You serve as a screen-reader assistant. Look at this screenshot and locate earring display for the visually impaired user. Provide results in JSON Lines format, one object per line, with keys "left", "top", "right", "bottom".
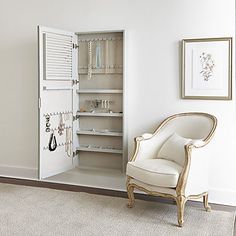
{"left": 43, "top": 141, "right": 72, "bottom": 150}
{"left": 43, "top": 111, "right": 72, "bottom": 135}
{"left": 43, "top": 111, "right": 72, "bottom": 153}
{"left": 45, "top": 114, "right": 51, "bottom": 133}
{"left": 43, "top": 111, "right": 73, "bottom": 117}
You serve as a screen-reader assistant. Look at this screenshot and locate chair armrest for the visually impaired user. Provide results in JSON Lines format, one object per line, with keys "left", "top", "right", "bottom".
{"left": 189, "top": 139, "right": 205, "bottom": 148}
{"left": 129, "top": 132, "right": 164, "bottom": 162}
{"left": 176, "top": 143, "right": 210, "bottom": 196}
{"left": 141, "top": 133, "right": 153, "bottom": 139}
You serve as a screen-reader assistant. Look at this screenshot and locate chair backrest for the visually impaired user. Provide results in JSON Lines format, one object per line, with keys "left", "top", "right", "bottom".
{"left": 151, "top": 113, "right": 217, "bottom": 162}
{"left": 157, "top": 112, "right": 217, "bottom": 141}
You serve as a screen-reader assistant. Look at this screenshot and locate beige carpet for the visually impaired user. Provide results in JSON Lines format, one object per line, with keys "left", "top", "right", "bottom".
{"left": 0, "top": 183, "right": 234, "bottom": 236}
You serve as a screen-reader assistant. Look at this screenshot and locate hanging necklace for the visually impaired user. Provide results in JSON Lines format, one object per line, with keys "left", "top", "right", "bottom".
{"left": 95, "top": 41, "right": 101, "bottom": 69}
{"left": 58, "top": 113, "right": 65, "bottom": 136}
{"left": 65, "top": 127, "right": 72, "bottom": 157}
{"left": 48, "top": 131, "right": 57, "bottom": 151}
{"left": 88, "top": 41, "right": 92, "bottom": 80}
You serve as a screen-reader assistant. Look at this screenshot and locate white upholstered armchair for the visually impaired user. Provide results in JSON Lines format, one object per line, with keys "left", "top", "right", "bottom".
{"left": 126, "top": 112, "right": 217, "bottom": 227}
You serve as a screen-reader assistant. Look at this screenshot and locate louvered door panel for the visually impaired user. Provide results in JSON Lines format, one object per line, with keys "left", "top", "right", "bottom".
{"left": 38, "top": 26, "right": 78, "bottom": 179}
{"left": 42, "top": 29, "right": 76, "bottom": 80}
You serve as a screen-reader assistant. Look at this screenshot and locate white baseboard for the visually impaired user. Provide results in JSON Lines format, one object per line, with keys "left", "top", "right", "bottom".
{"left": 209, "top": 188, "right": 236, "bottom": 206}
{"left": 0, "top": 165, "right": 38, "bottom": 180}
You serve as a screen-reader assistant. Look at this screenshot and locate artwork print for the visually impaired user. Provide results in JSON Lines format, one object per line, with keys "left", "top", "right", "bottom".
{"left": 182, "top": 38, "right": 232, "bottom": 100}
{"left": 192, "top": 46, "right": 224, "bottom": 91}
{"left": 199, "top": 52, "right": 215, "bottom": 81}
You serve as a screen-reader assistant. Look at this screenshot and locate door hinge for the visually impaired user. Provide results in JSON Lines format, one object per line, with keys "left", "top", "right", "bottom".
{"left": 73, "top": 115, "right": 79, "bottom": 121}
{"left": 73, "top": 150, "right": 78, "bottom": 157}
{"left": 73, "top": 43, "right": 79, "bottom": 49}
{"left": 72, "top": 79, "right": 79, "bottom": 85}
{"left": 38, "top": 98, "right": 41, "bottom": 109}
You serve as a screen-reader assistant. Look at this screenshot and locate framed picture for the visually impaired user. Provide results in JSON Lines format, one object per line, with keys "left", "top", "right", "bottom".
{"left": 182, "top": 37, "right": 232, "bottom": 100}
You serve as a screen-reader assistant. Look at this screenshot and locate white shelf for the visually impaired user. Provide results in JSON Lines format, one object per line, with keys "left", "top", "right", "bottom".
{"left": 77, "top": 129, "right": 123, "bottom": 137}
{"left": 77, "top": 112, "right": 123, "bottom": 117}
{"left": 43, "top": 86, "right": 73, "bottom": 91}
{"left": 77, "top": 146, "right": 123, "bottom": 154}
{"left": 77, "top": 89, "right": 123, "bottom": 94}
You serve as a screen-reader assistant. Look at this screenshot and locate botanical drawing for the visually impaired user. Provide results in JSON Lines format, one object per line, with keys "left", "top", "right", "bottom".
{"left": 199, "top": 52, "right": 215, "bottom": 81}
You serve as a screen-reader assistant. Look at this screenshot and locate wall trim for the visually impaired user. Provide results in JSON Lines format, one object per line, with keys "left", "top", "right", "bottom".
{"left": 209, "top": 188, "right": 236, "bottom": 206}
{"left": 0, "top": 176, "right": 235, "bottom": 211}
{"left": 0, "top": 165, "right": 236, "bottom": 207}
{"left": 0, "top": 165, "right": 38, "bottom": 180}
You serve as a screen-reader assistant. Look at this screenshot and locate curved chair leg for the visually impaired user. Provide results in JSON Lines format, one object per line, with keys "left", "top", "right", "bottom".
{"left": 127, "top": 185, "right": 135, "bottom": 208}
{"left": 176, "top": 195, "right": 186, "bottom": 227}
{"left": 203, "top": 193, "right": 211, "bottom": 212}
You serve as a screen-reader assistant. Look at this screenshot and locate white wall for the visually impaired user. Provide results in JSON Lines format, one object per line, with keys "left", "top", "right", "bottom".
{"left": 0, "top": 0, "right": 235, "bottom": 205}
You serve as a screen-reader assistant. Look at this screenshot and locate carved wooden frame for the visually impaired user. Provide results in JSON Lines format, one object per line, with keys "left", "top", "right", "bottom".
{"left": 126, "top": 112, "right": 217, "bottom": 227}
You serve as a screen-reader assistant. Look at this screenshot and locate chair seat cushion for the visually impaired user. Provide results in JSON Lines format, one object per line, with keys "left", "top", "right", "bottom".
{"left": 127, "top": 159, "right": 182, "bottom": 188}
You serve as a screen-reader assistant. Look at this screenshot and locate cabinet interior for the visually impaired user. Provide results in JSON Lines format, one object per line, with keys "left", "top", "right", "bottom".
{"left": 76, "top": 32, "right": 124, "bottom": 171}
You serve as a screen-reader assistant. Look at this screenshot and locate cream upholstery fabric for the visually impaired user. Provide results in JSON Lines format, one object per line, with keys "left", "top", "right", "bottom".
{"left": 127, "top": 159, "right": 182, "bottom": 188}
{"left": 157, "top": 133, "right": 191, "bottom": 166}
{"left": 133, "top": 115, "right": 214, "bottom": 162}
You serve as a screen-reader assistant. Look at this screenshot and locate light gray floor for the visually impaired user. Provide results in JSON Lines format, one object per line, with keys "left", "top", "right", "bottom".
{"left": 188, "top": 200, "right": 236, "bottom": 236}
{"left": 164, "top": 198, "right": 236, "bottom": 236}
{"left": 0, "top": 183, "right": 235, "bottom": 236}
{"left": 0, "top": 178, "right": 235, "bottom": 235}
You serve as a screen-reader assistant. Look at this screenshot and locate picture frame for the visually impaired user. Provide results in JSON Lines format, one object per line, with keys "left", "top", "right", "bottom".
{"left": 181, "top": 37, "right": 232, "bottom": 100}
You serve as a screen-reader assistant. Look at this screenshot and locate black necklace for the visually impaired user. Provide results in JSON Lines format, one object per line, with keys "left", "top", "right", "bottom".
{"left": 48, "top": 132, "right": 57, "bottom": 151}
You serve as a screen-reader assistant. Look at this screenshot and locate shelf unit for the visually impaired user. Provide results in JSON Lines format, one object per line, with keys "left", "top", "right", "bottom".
{"left": 76, "top": 31, "right": 125, "bottom": 172}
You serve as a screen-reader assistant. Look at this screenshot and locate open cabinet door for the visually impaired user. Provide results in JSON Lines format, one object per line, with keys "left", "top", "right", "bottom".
{"left": 38, "top": 26, "right": 78, "bottom": 179}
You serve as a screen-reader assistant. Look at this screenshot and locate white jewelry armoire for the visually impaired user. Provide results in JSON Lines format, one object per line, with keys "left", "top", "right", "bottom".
{"left": 38, "top": 26, "right": 127, "bottom": 185}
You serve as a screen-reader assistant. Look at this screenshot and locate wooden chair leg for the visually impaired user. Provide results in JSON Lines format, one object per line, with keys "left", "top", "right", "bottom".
{"left": 203, "top": 193, "right": 211, "bottom": 212}
{"left": 176, "top": 195, "right": 186, "bottom": 227}
{"left": 127, "top": 185, "right": 135, "bottom": 208}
